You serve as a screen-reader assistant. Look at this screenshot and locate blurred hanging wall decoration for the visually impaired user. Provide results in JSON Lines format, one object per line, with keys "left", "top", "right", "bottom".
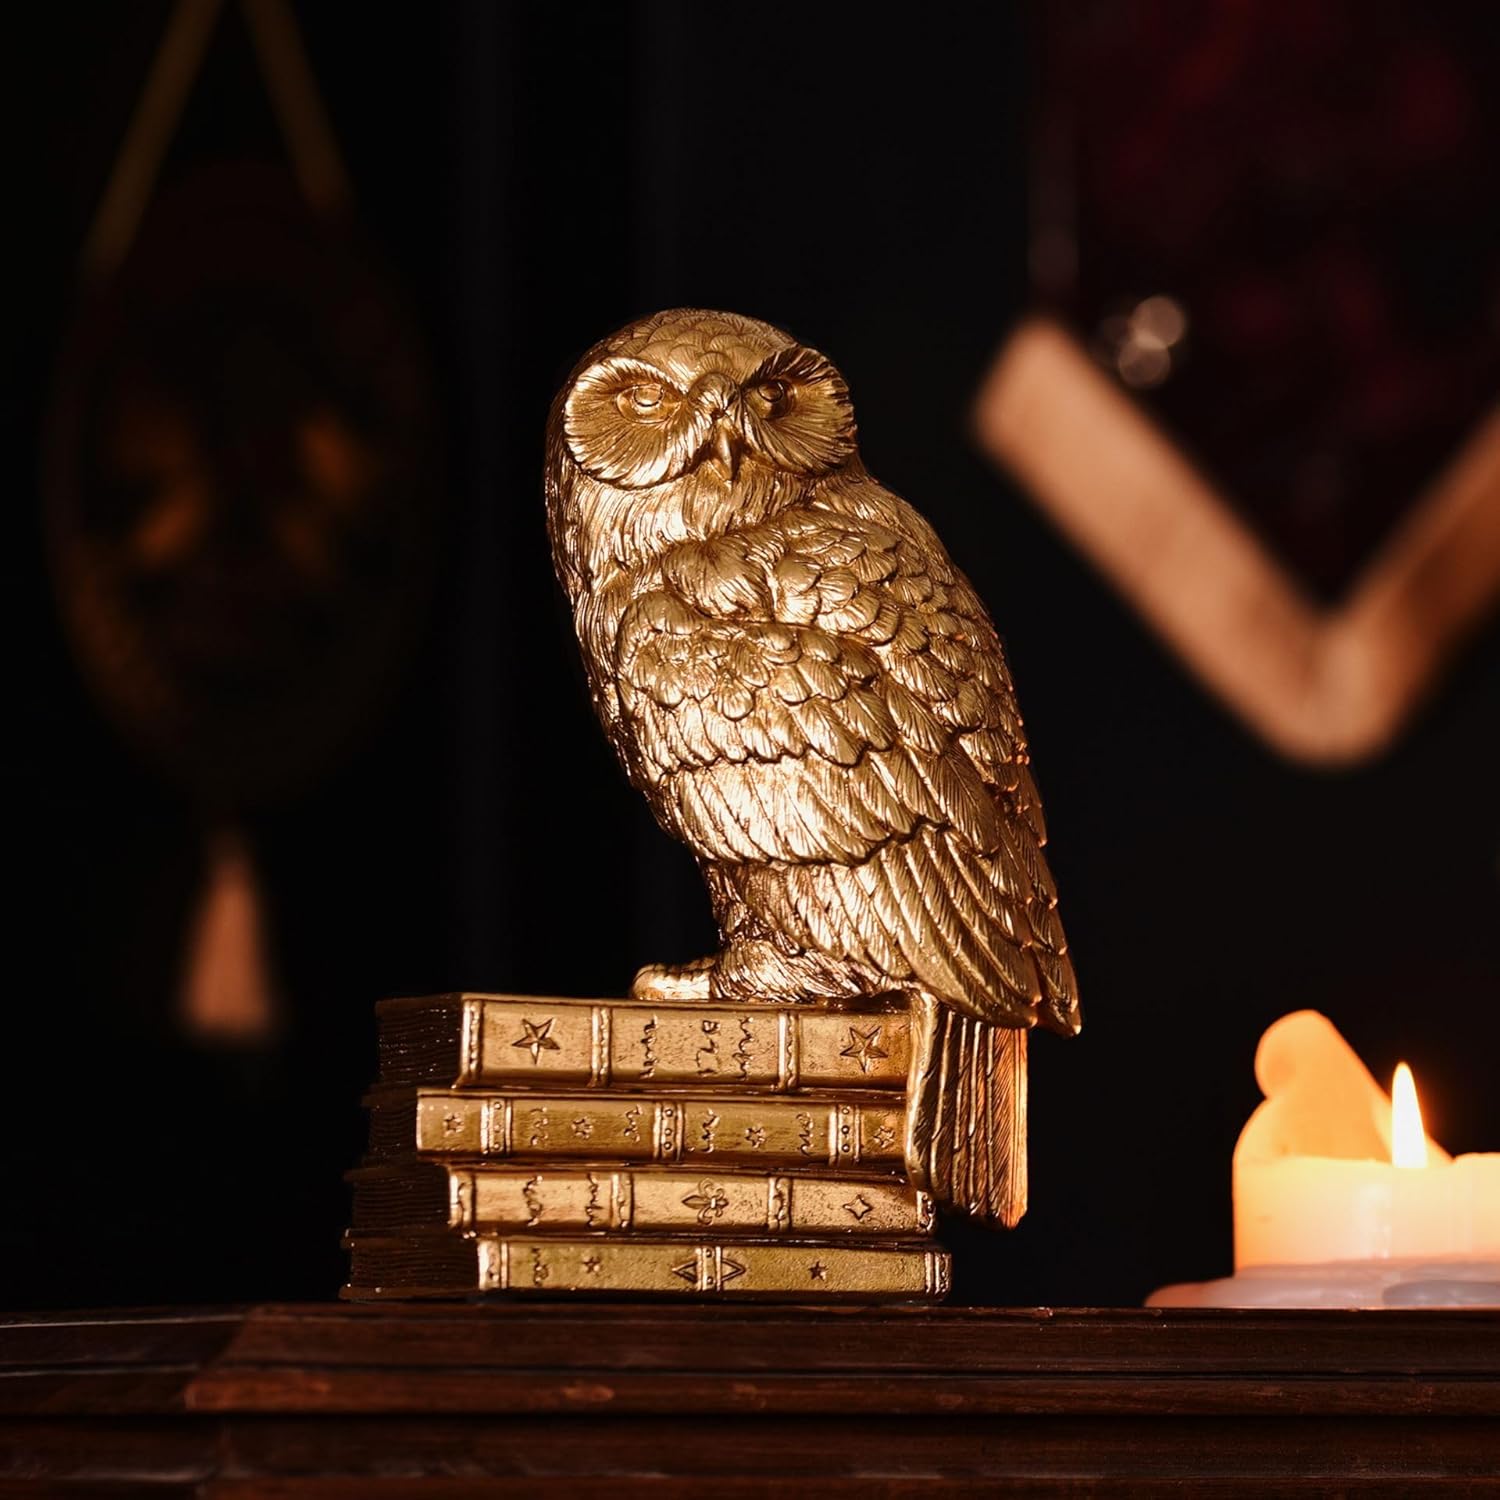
{"left": 46, "top": 0, "right": 437, "bottom": 1040}
{"left": 977, "top": 2, "right": 1500, "bottom": 765}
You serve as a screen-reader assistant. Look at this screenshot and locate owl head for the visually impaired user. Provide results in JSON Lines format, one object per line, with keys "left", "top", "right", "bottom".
{"left": 553, "top": 309, "right": 857, "bottom": 490}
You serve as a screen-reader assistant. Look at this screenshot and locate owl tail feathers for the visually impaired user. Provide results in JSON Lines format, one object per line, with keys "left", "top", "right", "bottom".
{"left": 904, "top": 992, "right": 1028, "bottom": 1230}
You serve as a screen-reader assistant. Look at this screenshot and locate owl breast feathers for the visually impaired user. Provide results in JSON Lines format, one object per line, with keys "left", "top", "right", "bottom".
{"left": 546, "top": 309, "right": 1078, "bottom": 1227}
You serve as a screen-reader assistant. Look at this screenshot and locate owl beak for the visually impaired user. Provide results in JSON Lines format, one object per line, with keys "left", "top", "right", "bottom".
{"left": 704, "top": 420, "right": 743, "bottom": 482}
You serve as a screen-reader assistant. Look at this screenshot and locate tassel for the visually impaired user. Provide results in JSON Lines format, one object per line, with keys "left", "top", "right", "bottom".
{"left": 179, "top": 828, "right": 278, "bottom": 1042}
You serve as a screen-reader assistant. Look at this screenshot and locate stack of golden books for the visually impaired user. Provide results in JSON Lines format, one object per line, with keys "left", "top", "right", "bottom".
{"left": 343, "top": 992, "right": 950, "bottom": 1300}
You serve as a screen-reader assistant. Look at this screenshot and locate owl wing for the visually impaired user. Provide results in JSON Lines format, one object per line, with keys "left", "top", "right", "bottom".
{"left": 613, "top": 497, "right": 1077, "bottom": 1037}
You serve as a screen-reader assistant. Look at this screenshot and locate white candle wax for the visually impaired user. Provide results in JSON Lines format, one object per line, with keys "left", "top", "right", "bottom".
{"left": 1234, "top": 1152, "right": 1500, "bottom": 1268}
{"left": 1232, "top": 1012, "right": 1500, "bottom": 1270}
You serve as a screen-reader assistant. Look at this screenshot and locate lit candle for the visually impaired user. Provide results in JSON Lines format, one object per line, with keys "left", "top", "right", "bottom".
{"left": 1233, "top": 1011, "right": 1500, "bottom": 1269}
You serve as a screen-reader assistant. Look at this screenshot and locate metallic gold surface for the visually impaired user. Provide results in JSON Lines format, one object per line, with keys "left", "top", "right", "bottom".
{"left": 377, "top": 992, "right": 908, "bottom": 1091}
{"left": 370, "top": 1088, "right": 906, "bottom": 1170}
{"left": 349, "top": 1162, "right": 934, "bottom": 1238}
{"left": 545, "top": 309, "right": 1079, "bottom": 1229}
{"left": 344, "top": 1234, "right": 949, "bottom": 1301}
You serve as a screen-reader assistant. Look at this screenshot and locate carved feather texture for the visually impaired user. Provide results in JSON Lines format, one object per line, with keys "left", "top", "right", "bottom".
{"left": 546, "top": 309, "right": 1078, "bottom": 1230}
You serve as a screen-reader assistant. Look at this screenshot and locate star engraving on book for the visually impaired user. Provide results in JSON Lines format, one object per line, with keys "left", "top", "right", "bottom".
{"left": 744, "top": 1124, "right": 767, "bottom": 1148}
{"left": 868, "top": 1122, "right": 897, "bottom": 1151}
{"left": 442, "top": 1112, "right": 464, "bottom": 1135}
{"left": 839, "top": 1024, "right": 889, "bottom": 1073}
{"left": 581, "top": 1253, "right": 602, "bottom": 1276}
{"left": 809, "top": 1259, "right": 828, "bottom": 1282}
{"left": 681, "top": 1179, "right": 730, "bottom": 1225}
{"left": 843, "top": 1194, "right": 875, "bottom": 1222}
{"left": 571, "top": 1116, "right": 593, "bottom": 1139}
{"left": 512, "top": 1016, "right": 561, "bottom": 1063}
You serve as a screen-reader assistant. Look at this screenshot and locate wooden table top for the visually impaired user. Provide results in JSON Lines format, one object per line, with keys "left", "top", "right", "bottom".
{"left": 2, "top": 1303, "right": 1498, "bottom": 1493}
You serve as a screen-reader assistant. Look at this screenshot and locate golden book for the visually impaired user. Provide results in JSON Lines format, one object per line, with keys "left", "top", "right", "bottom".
{"left": 377, "top": 992, "right": 909, "bottom": 1091}
{"left": 348, "top": 1162, "right": 934, "bottom": 1238}
{"left": 344, "top": 1233, "right": 950, "bottom": 1301}
{"left": 365, "top": 1088, "right": 906, "bottom": 1169}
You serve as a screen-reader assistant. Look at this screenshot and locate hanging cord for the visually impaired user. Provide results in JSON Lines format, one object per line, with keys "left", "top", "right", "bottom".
{"left": 240, "top": 0, "right": 352, "bottom": 218}
{"left": 82, "top": 0, "right": 353, "bottom": 280}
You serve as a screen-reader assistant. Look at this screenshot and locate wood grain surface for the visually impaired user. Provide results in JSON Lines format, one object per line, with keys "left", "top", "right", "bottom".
{"left": 1, "top": 1304, "right": 1497, "bottom": 1493}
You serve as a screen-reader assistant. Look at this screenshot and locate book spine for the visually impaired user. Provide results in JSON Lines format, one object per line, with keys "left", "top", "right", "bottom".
{"left": 359, "top": 1166, "right": 934, "bottom": 1237}
{"left": 442, "top": 997, "right": 909, "bottom": 1091}
{"left": 346, "top": 1235, "right": 951, "bottom": 1301}
{"left": 403, "top": 1091, "right": 906, "bottom": 1169}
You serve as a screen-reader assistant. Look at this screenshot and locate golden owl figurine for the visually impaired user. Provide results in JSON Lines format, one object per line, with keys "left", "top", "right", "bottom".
{"left": 545, "top": 309, "right": 1079, "bottom": 1229}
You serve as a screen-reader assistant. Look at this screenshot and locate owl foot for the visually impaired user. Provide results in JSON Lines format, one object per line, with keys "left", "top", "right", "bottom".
{"left": 630, "top": 958, "right": 714, "bottom": 1002}
{"left": 711, "top": 939, "right": 859, "bottom": 1005}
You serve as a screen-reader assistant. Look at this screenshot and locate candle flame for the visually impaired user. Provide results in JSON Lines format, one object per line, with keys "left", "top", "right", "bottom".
{"left": 1391, "top": 1062, "right": 1428, "bottom": 1169}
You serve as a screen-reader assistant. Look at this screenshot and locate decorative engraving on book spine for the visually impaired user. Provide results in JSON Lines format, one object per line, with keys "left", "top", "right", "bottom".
{"left": 621, "top": 1102, "right": 644, "bottom": 1145}
{"left": 779, "top": 1011, "right": 798, "bottom": 1091}
{"left": 718, "top": 1247, "right": 747, "bottom": 1287}
{"left": 768, "top": 1175, "right": 791, "bottom": 1232}
{"left": 697, "top": 1109, "right": 721, "bottom": 1152}
{"left": 613, "top": 1171, "right": 633, "bottom": 1231}
{"left": 512, "top": 1016, "right": 560, "bottom": 1064}
{"left": 590, "top": 1004, "right": 611, "bottom": 1087}
{"left": 656, "top": 1102, "right": 681, "bottom": 1163}
{"left": 669, "top": 1250, "right": 702, "bottom": 1288}
{"left": 477, "top": 1237, "right": 508, "bottom": 1291}
{"left": 795, "top": 1110, "right": 815, "bottom": 1160}
{"left": 925, "top": 1250, "right": 951, "bottom": 1298}
{"left": 453, "top": 1172, "right": 473, "bottom": 1229}
{"left": 523, "top": 1175, "right": 544, "bottom": 1227}
{"left": 570, "top": 1116, "right": 592, "bottom": 1140}
{"left": 525, "top": 1104, "right": 550, "bottom": 1151}
{"left": 744, "top": 1124, "right": 767, "bottom": 1149}
{"left": 462, "top": 999, "right": 482, "bottom": 1085}
{"left": 916, "top": 1191, "right": 936, "bottom": 1233}
{"left": 733, "top": 1015, "right": 754, "bottom": 1082}
{"left": 581, "top": 1252, "right": 602, "bottom": 1276}
{"left": 843, "top": 1193, "right": 874, "bottom": 1223}
{"left": 681, "top": 1179, "right": 729, "bottom": 1226}
{"left": 484, "top": 1098, "right": 511, "bottom": 1156}
{"left": 839, "top": 1023, "right": 889, "bottom": 1074}
{"left": 695, "top": 1018, "right": 722, "bottom": 1078}
{"left": 639, "top": 1016, "right": 658, "bottom": 1079}
{"left": 835, "top": 1103, "right": 858, "bottom": 1164}
{"left": 529, "top": 1246, "right": 549, "bottom": 1287}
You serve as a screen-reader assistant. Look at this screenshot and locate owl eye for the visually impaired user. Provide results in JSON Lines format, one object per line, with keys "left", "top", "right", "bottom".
{"left": 618, "top": 383, "right": 675, "bottom": 420}
{"left": 751, "top": 378, "right": 792, "bottom": 416}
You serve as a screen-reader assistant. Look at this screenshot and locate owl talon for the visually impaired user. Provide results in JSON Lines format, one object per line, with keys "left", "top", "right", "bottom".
{"left": 630, "top": 959, "right": 714, "bottom": 1002}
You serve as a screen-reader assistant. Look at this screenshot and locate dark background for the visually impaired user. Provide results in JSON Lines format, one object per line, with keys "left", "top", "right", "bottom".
{"left": 6, "top": 1, "right": 1499, "bottom": 1309}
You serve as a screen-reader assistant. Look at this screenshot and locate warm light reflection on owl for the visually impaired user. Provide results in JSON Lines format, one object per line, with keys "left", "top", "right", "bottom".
{"left": 546, "top": 309, "right": 1079, "bottom": 1228}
